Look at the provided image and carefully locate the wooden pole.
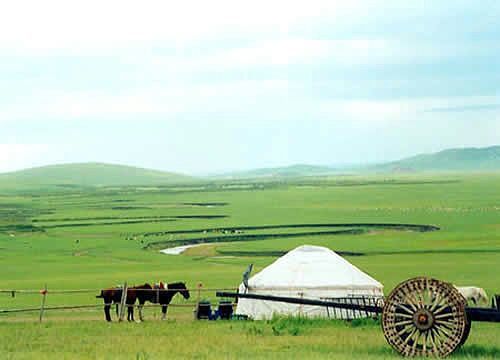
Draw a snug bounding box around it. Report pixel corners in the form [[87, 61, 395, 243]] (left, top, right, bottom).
[[216, 291, 382, 313], [194, 283, 202, 319], [299, 292, 304, 317], [118, 282, 128, 322], [39, 284, 48, 323]]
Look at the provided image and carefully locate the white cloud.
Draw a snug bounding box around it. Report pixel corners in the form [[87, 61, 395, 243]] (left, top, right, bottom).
[[0, 144, 50, 173], [202, 39, 333, 67], [317, 95, 500, 125], [196, 38, 398, 68], [142, 35, 485, 78], [0, 79, 290, 121], [2, 84, 498, 125], [0, 1, 370, 54]]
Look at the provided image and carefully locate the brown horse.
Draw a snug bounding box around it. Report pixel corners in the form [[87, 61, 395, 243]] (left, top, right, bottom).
[[96, 282, 190, 322], [96, 284, 149, 322], [135, 282, 190, 321]]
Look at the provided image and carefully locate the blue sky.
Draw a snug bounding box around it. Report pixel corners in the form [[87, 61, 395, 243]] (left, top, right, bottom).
[[1, 0, 499, 174]]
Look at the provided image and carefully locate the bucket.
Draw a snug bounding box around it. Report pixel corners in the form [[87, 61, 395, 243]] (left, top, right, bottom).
[[217, 301, 233, 320], [196, 301, 212, 320]]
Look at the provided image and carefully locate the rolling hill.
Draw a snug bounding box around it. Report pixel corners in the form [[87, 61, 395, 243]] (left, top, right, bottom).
[[0, 163, 194, 188], [214, 164, 336, 179], [1, 146, 498, 189], [215, 146, 500, 179], [374, 146, 500, 172]]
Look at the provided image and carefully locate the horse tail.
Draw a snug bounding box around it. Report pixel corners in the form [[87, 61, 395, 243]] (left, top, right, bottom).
[[96, 290, 104, 298]]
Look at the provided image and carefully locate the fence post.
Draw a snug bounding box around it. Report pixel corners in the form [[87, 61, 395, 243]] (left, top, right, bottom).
[[39, 284, 48, 323], [193, 283, 202, 319], [298, 292, 304, 317], [197, 283, 202, 304], [118, 282, 128, 322]]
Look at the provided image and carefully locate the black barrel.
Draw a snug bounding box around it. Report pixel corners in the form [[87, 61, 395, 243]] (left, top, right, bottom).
[[217, 301, 233, 320], [196, 301, 212, 320]]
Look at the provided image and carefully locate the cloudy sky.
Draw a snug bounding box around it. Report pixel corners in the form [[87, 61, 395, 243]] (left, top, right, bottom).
[[1, 0, 499, 174]]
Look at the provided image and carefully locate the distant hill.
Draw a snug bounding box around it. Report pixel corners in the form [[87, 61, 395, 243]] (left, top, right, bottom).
[[215, 164, 336, 179], [0, 163, 194, 188], [215, 146, 500, 179], [374, 146, 500, 172], [2, 146, 498, 190]]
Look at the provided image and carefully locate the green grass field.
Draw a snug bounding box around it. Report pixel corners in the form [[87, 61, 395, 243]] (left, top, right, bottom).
[[1, 173, 499, 359]]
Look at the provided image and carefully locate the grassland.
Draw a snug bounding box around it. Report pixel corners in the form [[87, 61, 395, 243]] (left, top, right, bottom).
[[0, 172, 499, 359]]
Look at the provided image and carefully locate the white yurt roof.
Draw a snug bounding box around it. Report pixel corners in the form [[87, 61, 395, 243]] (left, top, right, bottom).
[[245, 245, 382, 291]]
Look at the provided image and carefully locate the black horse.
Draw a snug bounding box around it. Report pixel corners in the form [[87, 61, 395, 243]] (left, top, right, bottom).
[[136, 282, 190, 321], [97, 282, 190, 322]]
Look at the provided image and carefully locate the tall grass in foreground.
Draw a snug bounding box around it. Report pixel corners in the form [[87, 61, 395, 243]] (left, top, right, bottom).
[[0, 318, 499, 359]]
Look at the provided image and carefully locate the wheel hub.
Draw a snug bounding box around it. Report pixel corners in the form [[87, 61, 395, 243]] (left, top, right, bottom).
[[413, 309, 434, 330]]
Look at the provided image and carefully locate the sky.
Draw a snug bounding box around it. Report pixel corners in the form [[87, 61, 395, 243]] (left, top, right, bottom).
[[1, 0, 499, 175]]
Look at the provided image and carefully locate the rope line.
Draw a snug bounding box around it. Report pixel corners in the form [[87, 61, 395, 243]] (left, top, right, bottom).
[[0, 288, 237, 294], [0, 302, 235, 314]]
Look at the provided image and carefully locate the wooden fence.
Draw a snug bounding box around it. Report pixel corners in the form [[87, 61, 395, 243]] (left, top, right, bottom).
[[0, 283, 237, 322]]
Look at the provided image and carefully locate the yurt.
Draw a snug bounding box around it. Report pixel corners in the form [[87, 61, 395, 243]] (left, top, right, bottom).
[[235, 245, 383, 319]]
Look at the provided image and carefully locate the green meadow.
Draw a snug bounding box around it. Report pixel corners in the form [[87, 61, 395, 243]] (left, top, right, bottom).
[[1, 173, 499, 359]]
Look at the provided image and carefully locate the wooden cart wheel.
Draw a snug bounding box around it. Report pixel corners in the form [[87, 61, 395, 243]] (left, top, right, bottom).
[[457, 286, 471, 348], [382, 277, 467, 357], [459, 315, 471, 347]]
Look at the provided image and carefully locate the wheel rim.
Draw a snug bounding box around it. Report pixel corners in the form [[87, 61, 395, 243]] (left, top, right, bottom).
[[382, 277, 466, 357]]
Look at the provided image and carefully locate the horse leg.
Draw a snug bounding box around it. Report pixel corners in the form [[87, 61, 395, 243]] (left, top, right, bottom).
[[127, 305, 134, 322], [138, 301, 145, 322], [104, 305, 112, 322], [161, 305, 168, 320], [115, 303, 119, 317]]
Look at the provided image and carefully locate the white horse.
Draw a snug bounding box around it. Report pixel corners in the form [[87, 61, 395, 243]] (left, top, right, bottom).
[[454, 286, 489, 306]]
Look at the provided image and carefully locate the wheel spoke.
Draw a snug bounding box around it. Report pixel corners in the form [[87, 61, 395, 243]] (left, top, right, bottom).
[[437, 322, 460, 336], [396, 304, 414, 315], [436, 325, 452, 337], [434, 327, 447, 344], [403, 328, 418, 346], [397, 324, 415, 336], [422, 330, 428, 353], [434, 324, 453, 338], [395, 312, 413, 319], [433, 303, 451, 315], [418, 290, 427, 307], [428, 329, 438, 354], [412, 331, 422, 353], [436, 319, 458, 329], [395, 319, 413, 327], [410, 292, 424, 309], [430, 294, 443, 311], [430, 328, 443, 351], [435, 313, 454, 320], [404, 295, 419, 311]]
